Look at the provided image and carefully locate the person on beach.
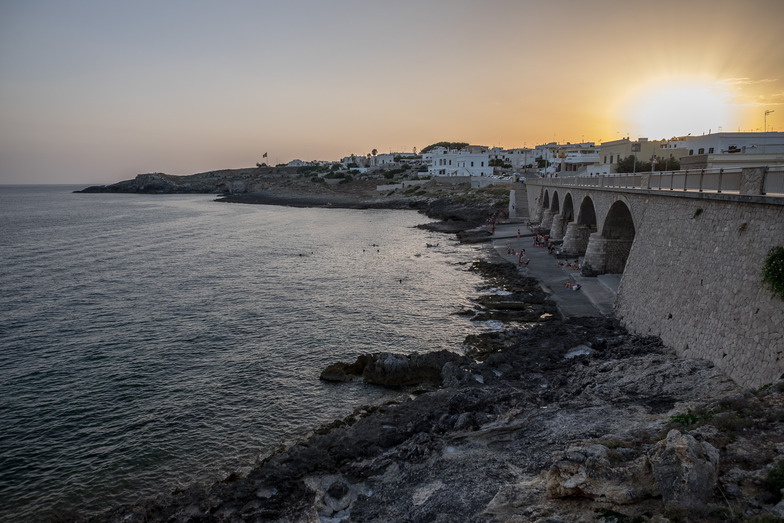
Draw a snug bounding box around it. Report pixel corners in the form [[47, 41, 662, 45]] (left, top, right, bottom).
[[517, 229, 521, 239]]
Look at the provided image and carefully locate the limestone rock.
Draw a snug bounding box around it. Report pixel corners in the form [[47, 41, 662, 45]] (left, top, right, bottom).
[[648, 429, 720, 509], [320, 351, 466, 387], [546, 444, 656, 504]]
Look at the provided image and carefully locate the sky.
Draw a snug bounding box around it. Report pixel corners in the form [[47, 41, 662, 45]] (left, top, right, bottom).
[[1, 0, 783, 184]]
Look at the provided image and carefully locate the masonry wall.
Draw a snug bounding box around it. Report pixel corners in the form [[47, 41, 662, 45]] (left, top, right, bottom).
[[615, 196, 784, 388]]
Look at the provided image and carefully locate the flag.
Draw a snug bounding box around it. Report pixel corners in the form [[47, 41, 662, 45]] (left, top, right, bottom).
[[263, 152, 268, 158]]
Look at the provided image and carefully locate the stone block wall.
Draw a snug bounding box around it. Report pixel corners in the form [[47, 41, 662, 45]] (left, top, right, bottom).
[[615, 196, 784, 388], [562, 223, 594, 255]]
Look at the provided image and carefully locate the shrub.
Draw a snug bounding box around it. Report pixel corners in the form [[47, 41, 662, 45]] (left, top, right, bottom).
[[668, 408, 711, 427], [766, 460, 784, 502], [762, 246, 784, 300]]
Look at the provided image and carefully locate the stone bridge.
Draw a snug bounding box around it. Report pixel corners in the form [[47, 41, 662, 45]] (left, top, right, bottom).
[[524, 167, 784, 388]]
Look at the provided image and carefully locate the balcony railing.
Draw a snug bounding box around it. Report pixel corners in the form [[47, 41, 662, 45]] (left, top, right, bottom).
[[526, 166, 784, 197]]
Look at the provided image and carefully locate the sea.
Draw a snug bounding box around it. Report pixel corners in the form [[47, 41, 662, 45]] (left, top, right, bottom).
[[0, 185, 493, 521]]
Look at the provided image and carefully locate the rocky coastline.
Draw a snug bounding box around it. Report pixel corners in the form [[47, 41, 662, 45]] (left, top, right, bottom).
[[78, 175, 784, 522]]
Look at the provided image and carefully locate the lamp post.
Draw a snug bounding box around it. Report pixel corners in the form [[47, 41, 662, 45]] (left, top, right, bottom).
[[765, 110, 774, 132]]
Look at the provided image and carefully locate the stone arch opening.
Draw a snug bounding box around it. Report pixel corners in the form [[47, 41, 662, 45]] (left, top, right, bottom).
[[540, 190, 557, 229], [584, 200, 636, 274], [550, 192, 574, 240], [562, 195, 597, 255], [562, 193, 574, 223], [577, 196, 597, 228], [550, 191, 560, 213]]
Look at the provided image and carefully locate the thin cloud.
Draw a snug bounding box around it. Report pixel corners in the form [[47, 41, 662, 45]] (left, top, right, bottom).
[[717, 77, 778, 87]]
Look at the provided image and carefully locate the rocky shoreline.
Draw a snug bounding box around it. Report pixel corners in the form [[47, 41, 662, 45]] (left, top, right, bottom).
[[76, 180, 784, 522], [83, 248, 784, 522]]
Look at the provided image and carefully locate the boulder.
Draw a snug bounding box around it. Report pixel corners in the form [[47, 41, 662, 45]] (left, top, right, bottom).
[[320, 351, 467, 387], [648, 429, 720, 509], [546, 444, 656, 504]]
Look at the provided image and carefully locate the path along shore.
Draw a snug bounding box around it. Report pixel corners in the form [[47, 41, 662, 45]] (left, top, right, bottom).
[[485, 218, 618, 318]]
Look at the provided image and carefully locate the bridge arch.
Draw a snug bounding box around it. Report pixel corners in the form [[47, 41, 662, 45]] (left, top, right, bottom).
[[550, 192, 575, 240], [561, 194, 597, 255], [550, 191, 560, 213], [583, 198, 636, 274], [541, 189, 558, 229]]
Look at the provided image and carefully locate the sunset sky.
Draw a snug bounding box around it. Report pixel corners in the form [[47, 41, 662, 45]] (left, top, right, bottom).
[[2, 0, 783, 184]]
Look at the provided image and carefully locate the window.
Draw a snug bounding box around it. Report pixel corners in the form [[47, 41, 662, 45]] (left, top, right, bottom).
[[709, 147, 714, 153], [471, 161, 474, 167], [698, 148, 704, 154], [604, 156, 607, 163], [481, 161, 484, 167], [610, 155, 614, 163], [689, 150, 694, 155]]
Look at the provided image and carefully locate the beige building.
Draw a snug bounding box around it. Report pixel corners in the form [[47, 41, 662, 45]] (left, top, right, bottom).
[[597, 138, 686, 174]]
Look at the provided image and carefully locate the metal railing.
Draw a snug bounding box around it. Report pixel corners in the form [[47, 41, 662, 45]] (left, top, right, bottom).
[[526, 166, 784, 197]]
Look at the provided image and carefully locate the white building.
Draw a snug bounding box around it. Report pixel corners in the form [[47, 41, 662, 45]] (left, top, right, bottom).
[[663, 131, 784, 157], [488, 147, 538, 170], [370, 152, 420, 166], [426, 145, 492, 177]]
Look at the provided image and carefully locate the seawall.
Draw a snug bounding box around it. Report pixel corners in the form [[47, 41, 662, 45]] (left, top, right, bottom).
[[615, 195, 783, 387]]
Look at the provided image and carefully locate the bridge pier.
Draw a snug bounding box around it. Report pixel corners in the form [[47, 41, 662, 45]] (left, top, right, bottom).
[[583, 233, 634, 275], [550, 214, 565, 240], [540, 209, 555, 230], [562, 222, 594, 256]]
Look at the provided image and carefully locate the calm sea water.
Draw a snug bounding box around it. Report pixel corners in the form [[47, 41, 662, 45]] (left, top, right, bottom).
[[0, 185, 489, 521]]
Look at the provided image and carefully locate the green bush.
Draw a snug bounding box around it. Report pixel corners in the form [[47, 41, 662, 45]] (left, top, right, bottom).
[[668, 408, 712, 427], [766, 460, 784, 501], [762, 246, 784, 300]]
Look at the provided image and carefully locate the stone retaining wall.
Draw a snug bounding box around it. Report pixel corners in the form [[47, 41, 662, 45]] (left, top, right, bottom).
[[615, 197, 784, 388], [524, 178, 784, 388]]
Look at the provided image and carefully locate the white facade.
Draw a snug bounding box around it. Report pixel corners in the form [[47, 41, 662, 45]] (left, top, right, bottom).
[[663, 132, 784, 157], [370, 152, 419, 166], [426, 146, 492, 177], [488, 147, 538, 169]]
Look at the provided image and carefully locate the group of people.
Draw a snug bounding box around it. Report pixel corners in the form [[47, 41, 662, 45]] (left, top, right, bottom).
[[533, 233, 549, 247], [505, 242, 530, 266], [557, 259, 581, 271]]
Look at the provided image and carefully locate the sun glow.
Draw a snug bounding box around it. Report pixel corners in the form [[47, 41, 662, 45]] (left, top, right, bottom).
[[620, 80, 738, 139]]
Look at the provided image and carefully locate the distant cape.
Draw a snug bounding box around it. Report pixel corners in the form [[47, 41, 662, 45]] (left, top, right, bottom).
[[75, 167, 297, 194]]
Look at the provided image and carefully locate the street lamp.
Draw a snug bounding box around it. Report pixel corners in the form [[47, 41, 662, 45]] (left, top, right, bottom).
[[765, 110, 774, 132]]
